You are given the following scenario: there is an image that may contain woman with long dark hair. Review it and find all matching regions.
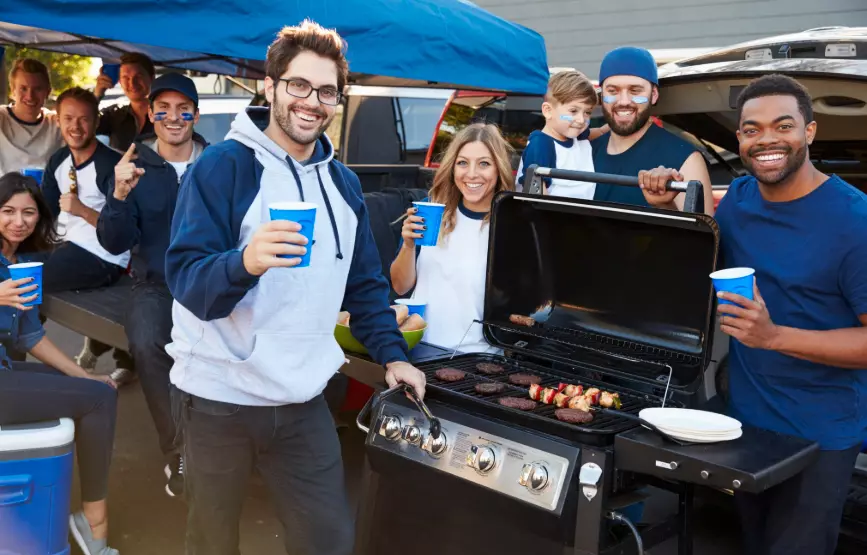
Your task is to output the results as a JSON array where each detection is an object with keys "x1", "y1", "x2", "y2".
[{"x1": 0, "y1": 172, "x2": 120, "y2": 555}]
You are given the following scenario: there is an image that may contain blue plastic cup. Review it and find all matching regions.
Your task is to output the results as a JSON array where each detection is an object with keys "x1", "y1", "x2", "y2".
[
  {"x1": 396, "y1": 298, "x2": 426, "y2": 318},
  {"x1": 8, "y1": 262, "x2": 44, "y2": 306},
  {"x1": 20, "y1": 167, "x2": 44, "y2": 186},
  {"x1": 710, "y1": 267, "x2": 755, "y2": 306},
  {"x1": 101, "y1": 63, "x2": 120, "y2": 86},
  {"x1": 268, "y1": 202, "x2": 317, "y2": 267},
  {"x1": 412, "y1": 202, "x2": 446, "y2": 247}
]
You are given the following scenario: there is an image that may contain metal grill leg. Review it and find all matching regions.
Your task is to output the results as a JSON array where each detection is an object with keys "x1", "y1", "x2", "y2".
[{"x1": 678, "y1": 484, "x2": 695, "y2": 555}]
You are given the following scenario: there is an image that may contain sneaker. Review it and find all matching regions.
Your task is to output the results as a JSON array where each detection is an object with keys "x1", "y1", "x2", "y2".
[
  {"x1": 74, "y1": 339, "x2": 99, "y2": 371},
  {"x1": 109, "y1": 367, "x2": 137, "y2": 386},
  {"x1": 69, "y1": 512, "x2": 119, "y2": 555},
  {"x1": 164, "y1": 455, "x2": 185, "y2": 498}
]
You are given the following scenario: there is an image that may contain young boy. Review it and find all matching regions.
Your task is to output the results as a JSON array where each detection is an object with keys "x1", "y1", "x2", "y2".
[{"x1": 516, "y1": 70, "x2": 606, "y2": 198}]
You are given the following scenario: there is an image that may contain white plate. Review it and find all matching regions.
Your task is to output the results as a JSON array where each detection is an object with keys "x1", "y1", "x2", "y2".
[
  {"x1": 639, "y1": 408, "x2": 742, "y2": 434},
  {"x1": 655, "y1": 425, "x2": 738, "y2": 438},
  {"x1": 666, "y1": 428, "x2": 743, "y2": 443}
]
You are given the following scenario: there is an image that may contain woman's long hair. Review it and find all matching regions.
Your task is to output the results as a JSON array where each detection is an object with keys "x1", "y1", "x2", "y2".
[
  {"x1": 428, "y1": 123, "x2": 515, "y2": 241},
  {"x1": 0, "y1": 173, "x2": 59, "y2": 254}
]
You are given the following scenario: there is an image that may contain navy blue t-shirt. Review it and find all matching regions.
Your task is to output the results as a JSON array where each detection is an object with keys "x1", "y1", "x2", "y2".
[
  {"x1": 716, "y1": 174, "x2": 867, "y2": 450},
  {"x1": 591, "y1": 124, "x2": 696, "y2": 207}
]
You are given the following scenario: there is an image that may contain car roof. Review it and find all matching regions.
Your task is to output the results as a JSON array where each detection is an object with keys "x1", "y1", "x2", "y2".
[{"x1": 658, "y1": 26, "x2": 867, "y2": 82}]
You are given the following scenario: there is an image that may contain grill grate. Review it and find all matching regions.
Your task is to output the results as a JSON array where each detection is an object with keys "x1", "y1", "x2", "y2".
[
  {"x1": 489, "y1": 319, "x2": 703, "y2": 385},
  {"x1": 416, "y1": 353, "x2": 669, "y2": 445}
]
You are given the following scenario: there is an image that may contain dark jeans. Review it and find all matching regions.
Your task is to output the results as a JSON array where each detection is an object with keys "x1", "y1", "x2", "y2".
[
  {"x1": 126, "y1": 282, "x2": 176, "y2": 456},
  {"x1": 42, "y1": 242, "x2": 133, "y2": 369},
  {"x1": 172, "y1": 388, "x2": 354, "y2": 555},
  {"x1": 0, "y1": 363, "x2": 117, "y2": 501},
  {"x1": 735, "y1": 443, "x2": 861, "y2": 555}
]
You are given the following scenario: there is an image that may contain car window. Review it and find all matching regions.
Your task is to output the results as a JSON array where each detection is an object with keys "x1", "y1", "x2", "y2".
[
  {"x1": 393, "y1": 97, "x2": 448, "y2": 152},
  {"x1": 194, "y1": 113, "x2": 236, "y2": 146}
]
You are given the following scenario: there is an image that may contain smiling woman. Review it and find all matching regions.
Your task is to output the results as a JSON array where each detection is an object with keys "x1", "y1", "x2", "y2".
[{"x1": 390, "y1": 123, "x2": 515, "y2": 353}]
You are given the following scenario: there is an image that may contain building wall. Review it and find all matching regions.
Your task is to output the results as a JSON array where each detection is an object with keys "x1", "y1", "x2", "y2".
[{"x1": 473, "y1": 0, "x2": 867, "y2": 78}]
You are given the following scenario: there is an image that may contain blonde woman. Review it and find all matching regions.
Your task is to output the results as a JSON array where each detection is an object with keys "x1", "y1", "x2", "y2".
[{"x1": 391, "y1": 123, "x2": 515, "y2": 353}]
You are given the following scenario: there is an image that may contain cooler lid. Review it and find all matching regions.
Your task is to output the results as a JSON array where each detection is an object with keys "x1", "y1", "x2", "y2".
[
  {"x1": 0, "y1": 418, "x2": 75, "y2": 454},
  {"x1": 482, "y1": 192, "x2": 720, "y2": 390}
]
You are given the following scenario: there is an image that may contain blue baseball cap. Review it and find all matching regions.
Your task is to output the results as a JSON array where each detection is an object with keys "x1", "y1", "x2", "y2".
[
  {"x1": 149, "y1": 72, "x2": 199, "y2": 107},
  {"x1": 599, "y1": 46, "x2": 658, "y2": 86}
]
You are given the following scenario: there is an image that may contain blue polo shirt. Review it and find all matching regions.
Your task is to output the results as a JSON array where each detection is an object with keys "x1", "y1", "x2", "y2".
[{"x1": 715, "y1": 174, "x2": 867, "y2": 450}]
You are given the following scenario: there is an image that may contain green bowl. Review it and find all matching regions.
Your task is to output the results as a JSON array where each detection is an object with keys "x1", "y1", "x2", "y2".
[{"x1": 334, "y1": 323, "x2": 426, "y2": 354}]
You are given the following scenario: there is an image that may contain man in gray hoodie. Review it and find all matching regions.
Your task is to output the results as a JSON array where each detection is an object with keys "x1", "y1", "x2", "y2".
[{"x1": 164, "y1": 21, "x2": 426, "y2": 555}]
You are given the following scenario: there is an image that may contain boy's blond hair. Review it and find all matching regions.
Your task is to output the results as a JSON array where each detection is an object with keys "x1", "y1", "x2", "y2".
[{"x1": 544, "y1": 70, "x2": 597, "y2": 106}]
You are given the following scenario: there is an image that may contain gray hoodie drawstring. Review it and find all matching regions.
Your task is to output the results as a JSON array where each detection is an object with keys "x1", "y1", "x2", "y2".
[{"x1": 286, "y1": 157, "x2": 343, "y2": 260}]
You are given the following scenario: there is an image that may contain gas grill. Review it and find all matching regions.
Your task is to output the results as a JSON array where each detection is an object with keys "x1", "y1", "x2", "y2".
[{"x1": 353, "y1": 176, "x2": 820, "y2": 555}]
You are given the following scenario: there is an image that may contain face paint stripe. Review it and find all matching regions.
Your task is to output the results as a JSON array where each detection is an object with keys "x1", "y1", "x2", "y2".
[
  {"x1": 154, "y1": 112, "x2": 195, "y2": 121},
  {"x1": 603, "y1": 95, "x2": 648, "y2": 104}
]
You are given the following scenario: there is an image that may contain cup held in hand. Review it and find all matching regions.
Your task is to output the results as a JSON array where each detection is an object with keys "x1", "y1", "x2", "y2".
[
  {"x1": 412, "y1": 202, "x2": 446, "y2": 247},
  {"x1": 710, "y1": 267, "x2": 755, "y2": 306},
  {"x1": 20, "y1": 168, "x2": 44, "y2": 186},
  {"x1": 269, "y1": 202, "x2": 317, "y2": 267},
  {"x1": 8, "y1": 262, "x2": 44, "y2": 306}
]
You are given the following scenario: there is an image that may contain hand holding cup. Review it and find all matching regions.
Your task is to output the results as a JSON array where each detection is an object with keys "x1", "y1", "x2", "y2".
[
  {"x1": 400, "y1": 207, "x2": 425, "y2": 249},
  {"x1": 242, "y1": 220, "x2": 309, "y2": 276},
  {"x1": 0, "y1": 277, "x2": 39, "y2": 310}
]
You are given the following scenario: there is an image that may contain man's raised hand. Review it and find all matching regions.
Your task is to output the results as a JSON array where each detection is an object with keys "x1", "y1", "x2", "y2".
[{"x1": 114, "y1": 143, "x2": 145, "y2": 201}]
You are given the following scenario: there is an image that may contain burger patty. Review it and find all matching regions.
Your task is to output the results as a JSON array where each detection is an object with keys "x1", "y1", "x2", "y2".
[
  {"x1": 508, "y1": 373, "x2": 542, "y2": 386},
  {"x1": 498, "y1": 397, "x2": 537, "y2": 411},
  {"x1": 434, "y1": 368, "x2": 466, "y2": 382},
  {"x1": 474, "y1": 382, "x2": 505, "y2": 395},
  {"x1": 476, "y1": 362, "x2": 505, "y2": 375},
  {"x1": 555, "y1": 408, "x2": 595, "y2": 424}
]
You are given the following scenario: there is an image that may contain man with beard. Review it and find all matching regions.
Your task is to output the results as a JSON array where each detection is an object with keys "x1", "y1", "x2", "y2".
[
  {"x1": 0, "y1": 58, "x2": 63, "y2": 176},
  {"x1": 639, "y1": 74, "x2": 867, "y2": 555},
  {"x1": 41, "y1": 88, "x2": 130, "y2": 296},
  {"x1": 164, "y1": 20, "x2": 426, "y2": 554},
  {"x1": 97, "y1": 72, "x2": 207, "y2": 498},
  {"x1": 592, "y1": 46, "x2": 714, "y2": 214},
  {"x1": 93, "y1": 52, "x2": 155, "y2": 151}
]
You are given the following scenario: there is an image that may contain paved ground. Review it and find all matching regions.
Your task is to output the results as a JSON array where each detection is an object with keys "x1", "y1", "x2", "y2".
[{"x1": 40, "y1": 321, "x2": 857, "y2": 555}]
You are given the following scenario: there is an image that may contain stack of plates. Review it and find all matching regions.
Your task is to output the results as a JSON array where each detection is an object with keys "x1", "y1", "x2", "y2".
[{"x1": 638, "y1": 407, "x2": 743, "y2": 443}]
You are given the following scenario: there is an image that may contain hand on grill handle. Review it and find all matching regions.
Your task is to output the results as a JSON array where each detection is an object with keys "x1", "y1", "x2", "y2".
[
  {"x1": 522, "y1": 164, "x2": 705, "y2": 214},
  {"x1": 356, "y1": 382, "x2": 442, "y2": 439}
]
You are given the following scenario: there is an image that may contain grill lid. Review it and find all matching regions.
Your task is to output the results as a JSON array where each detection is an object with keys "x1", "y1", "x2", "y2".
[{"x1": 482, "y1": 192, "x2": 720, "y2": 390}]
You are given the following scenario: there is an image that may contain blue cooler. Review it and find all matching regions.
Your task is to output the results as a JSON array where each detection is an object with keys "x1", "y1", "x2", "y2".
[{"x1": 0, "y1": 419, "x2": 75, "y2": 555}]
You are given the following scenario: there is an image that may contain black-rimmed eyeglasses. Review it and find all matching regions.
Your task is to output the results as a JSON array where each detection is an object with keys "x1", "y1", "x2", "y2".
[{"x1": 277, "y1": 78, "x2": 342, "y2": 106}]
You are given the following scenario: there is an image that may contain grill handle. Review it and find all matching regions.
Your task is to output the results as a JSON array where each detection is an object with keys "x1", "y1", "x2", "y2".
[
  {"x1": 356, "y1": 383, "x2": 442, "y2": 439},
  {"x1": 523, "y1": 164, "x2": 706, "y2": 214}
]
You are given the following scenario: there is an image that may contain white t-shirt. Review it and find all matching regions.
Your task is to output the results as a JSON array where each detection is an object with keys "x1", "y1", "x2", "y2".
[
  {"x1": 516, "y1": 130, "x2": 595, "y2": 199},
  {"x1": 44, "y1": 143, "x2": 131, "y2": 268},
  {"x1": 0, "y1": 105, "x2": 64, "y2": 175},
  {"x1": 410, "y1": 203, "x2": 496, "y2": 354}
]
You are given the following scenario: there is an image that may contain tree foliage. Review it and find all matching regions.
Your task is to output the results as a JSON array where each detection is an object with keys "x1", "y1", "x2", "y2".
[{"x1": 4, "y1": 46, "x2": 94, "y2": 98}]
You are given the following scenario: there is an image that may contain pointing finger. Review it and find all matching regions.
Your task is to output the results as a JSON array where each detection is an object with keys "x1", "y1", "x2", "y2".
[{"x1": 120, "y1": 143, "x2": 137, "y2": 163}]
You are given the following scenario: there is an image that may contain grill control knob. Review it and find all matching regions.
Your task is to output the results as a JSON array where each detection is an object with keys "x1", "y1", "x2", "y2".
[
  {"x1": 401, "y1": 425, "x2": 421, "y2": 445},
  {"x1": 467, "y1": 445, "x2": 497, "y2": 474},
  {"x1": 422, "y1": 431, "x2": 448, "y2": 457},
  {"x1": 378, "y1": 415, "x2": 402, "y2": 442},
  {"x1": 519, "y1": 463, "x2": 549, "y2": 492}
]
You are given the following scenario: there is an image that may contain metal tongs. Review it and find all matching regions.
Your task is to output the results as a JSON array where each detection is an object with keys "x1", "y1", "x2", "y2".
[{"x1": 356, "y1": 382, "x2": 442, "y2": 439}]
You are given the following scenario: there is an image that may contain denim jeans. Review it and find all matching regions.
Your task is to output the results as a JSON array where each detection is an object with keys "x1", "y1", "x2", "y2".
[
  {"x1": 0, "y1": 363, "x2": 117, "y2": 501},
  {"x1": 735, "y1": 443, "x2": 861, "y2": 555},
  {"x1": 42, "y1": 242, "x2": 133, "y2": 369},
  {"x1": 171, "y1": 388, "x2": 354, "y2": 555},
  {"x1": 126, "y1": 282, "x2": 176, "y2": 456}
]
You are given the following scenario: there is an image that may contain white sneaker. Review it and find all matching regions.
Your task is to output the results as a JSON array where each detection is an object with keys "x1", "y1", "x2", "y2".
[
  {"x1": 74, "y1": 339, "x2": 99, "y2": 371},
  {"x1": 109, "y1": 367, "x2": 137, "y2": 386}
]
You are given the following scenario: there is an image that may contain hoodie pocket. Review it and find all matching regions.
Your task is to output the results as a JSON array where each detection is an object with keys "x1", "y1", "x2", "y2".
[{"x1": 226, "y1": 331, "x2": 345, "y2": 404}]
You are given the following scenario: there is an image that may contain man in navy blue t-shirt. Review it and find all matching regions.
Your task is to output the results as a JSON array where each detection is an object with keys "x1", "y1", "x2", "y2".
[{"x1": 640, "y1": 74, "x2": 867, "y2": 555}]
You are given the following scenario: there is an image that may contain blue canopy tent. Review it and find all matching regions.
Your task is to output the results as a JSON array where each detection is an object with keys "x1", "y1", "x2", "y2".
[{"x1": 0, "y1": 0, "x2": 549, "y2": 94}]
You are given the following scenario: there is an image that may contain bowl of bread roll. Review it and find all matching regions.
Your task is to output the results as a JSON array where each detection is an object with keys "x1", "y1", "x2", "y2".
[{"x1": 334, "y1": 304, "x2": 427, "y2": 354}]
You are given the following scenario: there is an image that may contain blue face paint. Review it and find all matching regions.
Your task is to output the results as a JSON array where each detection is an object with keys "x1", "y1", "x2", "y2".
[
  {"x1": 560, "y1": 114, "x2": 574, "y2": 121},
  {"x1": 602, "y1": 95, "x2": 649, "y2": 105},
  {"x1": 154, "y1": 112, "x2": 195, "y2": 121}
]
